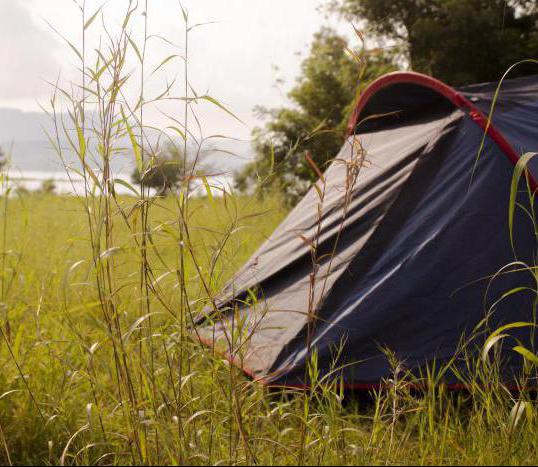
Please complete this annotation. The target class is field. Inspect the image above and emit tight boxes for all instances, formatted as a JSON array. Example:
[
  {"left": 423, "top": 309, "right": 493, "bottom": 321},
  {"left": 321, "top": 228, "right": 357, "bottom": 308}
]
[{"left": 0, "top": 192, "right": 536, "bottom": 465}]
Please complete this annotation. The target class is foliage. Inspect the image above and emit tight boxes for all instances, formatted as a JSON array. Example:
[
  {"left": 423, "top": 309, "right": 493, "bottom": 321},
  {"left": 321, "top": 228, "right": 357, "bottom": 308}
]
[
  {"left": 0, "top": 147, "right": 8, "bottom": 172},
  {"left": 235, "top": 28, "right": 397, "bottom": 203},
  {"left": 40, "top": 179, "right": 57, "bottom": 195},
  {"left": 131, "top": 143, "right": 188, "bottom": 196},
  {"left": 332, "top": 0, "right": 538, "bottom": 85}
]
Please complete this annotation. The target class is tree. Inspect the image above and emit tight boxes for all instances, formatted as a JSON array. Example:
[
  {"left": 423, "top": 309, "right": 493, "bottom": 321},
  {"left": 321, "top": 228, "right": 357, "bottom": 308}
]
[
  {"left": 132, "top": 142, "right": 217, "bottom": 196},
  {"left": 235, "top": 28, "right": 397, "bottom": 202},
  {"left": 40, "top": 179, "right": 57, "bottom": 195},
  {"left": 132, "top": 143, "right": 188, "bottom": 196},
  {"left": 332, "top": 0, "right": 538, "bottom": 86},
  {"left": 0, "top": 147, "right": 6, "bottom": 171}
]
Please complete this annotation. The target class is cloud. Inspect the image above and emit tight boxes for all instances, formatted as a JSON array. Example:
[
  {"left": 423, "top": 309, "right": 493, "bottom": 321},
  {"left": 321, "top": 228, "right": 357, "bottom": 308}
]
[{"left": 0, "top": 0, "right": 60, "bottom": 102}]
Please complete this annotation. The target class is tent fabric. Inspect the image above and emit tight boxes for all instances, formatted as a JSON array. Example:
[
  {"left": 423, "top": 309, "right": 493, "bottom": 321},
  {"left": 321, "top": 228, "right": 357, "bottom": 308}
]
[{"left": 196, "top": 72, "right": 538, "bottom": 388}]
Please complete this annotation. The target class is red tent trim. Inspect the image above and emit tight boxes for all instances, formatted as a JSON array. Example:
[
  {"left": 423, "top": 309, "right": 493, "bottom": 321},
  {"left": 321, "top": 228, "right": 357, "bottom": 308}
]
[{"left": 347, "top": 71, "right": 537, "bottom": 190}]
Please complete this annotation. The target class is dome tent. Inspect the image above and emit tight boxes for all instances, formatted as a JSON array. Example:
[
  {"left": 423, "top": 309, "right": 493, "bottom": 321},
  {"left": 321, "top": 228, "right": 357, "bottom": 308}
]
[{"left": 196, "top": 72, "right": 538, "bottom": 389}]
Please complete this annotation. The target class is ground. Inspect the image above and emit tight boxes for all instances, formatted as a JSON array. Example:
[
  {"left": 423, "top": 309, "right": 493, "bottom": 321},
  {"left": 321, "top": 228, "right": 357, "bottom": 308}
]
[{"left": 0, "top": 193, "right": 536, "bottom": 465}]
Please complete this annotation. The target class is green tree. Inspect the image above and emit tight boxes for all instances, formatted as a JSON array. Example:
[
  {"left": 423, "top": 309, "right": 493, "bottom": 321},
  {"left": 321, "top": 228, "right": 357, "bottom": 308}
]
[
  {"left": 40, "top": 179, "right": 57, "bottom": 195},
  {"left": 0, "top": 147, "right": 6, "bottom": 171},
  {"left": 333, "top": 0, "right": 538, "bottom": 85},
  {"left": 236, "top": 28, "right": 397, "bottom": 202},
  {"left": 132, "top": 143, "right": 188, "bottom": 196}
]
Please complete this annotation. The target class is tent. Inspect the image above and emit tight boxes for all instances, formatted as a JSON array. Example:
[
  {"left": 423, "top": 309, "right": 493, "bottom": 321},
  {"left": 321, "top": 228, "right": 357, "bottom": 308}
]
[{"left": 196, "top": 72, "right": 538, "bottom": 388}]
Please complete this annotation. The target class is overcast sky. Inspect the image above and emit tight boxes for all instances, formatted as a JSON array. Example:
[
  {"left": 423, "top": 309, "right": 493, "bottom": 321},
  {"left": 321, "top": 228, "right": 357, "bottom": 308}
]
[{"left": 1, "top": 0, "right": 351, "bottom": 141}]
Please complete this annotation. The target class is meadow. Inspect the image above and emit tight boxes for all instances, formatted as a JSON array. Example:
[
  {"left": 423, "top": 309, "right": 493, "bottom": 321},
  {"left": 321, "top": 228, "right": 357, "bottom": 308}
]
[{"left": 0, "top": 192, "right": 536, "bottom": 465}]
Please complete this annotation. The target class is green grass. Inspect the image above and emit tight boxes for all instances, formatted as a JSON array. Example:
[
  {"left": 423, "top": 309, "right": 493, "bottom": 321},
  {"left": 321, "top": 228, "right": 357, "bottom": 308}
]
[{"left": 0, "top": 193, "right": 536, "bottom": 466}]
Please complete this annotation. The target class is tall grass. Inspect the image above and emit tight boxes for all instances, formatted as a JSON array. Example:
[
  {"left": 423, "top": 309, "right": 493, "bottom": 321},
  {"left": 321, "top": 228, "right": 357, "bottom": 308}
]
[{"left": 0, "top": 2, "right": 537, "bottom": 465}]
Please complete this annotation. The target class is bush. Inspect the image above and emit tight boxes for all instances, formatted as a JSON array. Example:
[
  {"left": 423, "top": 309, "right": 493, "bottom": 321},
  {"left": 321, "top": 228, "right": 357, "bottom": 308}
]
[{"left": 131, "top": 143, "right": 189, "bottom": 196}]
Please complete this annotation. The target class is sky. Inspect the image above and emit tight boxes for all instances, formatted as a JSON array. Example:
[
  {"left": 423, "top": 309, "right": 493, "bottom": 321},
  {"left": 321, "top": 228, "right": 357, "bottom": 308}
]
[{"left": 1, "top": 0, "right": 352, "bottom": 141}]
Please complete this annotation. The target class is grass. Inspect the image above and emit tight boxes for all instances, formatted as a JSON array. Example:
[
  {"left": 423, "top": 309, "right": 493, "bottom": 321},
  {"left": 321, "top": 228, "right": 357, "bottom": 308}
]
[
  {"left": 0, "top": 192, "right": 288, "bottom": 465},
  {"left": 0, "top": 193, "right": 536, "bottom": 466}
]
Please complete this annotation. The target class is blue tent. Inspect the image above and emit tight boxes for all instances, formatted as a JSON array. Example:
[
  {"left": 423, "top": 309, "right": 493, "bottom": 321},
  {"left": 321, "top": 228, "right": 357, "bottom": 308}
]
[{"left": 197, "top": 72, "right": 538, "bottom": 389}]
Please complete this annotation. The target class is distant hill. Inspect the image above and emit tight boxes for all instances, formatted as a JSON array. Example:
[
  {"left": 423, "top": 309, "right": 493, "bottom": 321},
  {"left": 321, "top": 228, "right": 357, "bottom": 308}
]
[
  {"left": 0, "top": 108, "right": 53, "bottom": 142},
  {"left": 0, "top": 108, "right": 57, "bottom": 171},
  {"left": 0, "top": 108, "right": 252, "bottom": 176}
]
